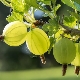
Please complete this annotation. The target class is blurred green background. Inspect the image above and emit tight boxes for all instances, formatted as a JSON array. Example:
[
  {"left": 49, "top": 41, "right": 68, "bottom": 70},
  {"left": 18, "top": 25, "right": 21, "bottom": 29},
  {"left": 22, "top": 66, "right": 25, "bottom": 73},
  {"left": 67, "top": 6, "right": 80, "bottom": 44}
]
[{"left": 0, "top": 0, "right": 80, "bottom": 80}]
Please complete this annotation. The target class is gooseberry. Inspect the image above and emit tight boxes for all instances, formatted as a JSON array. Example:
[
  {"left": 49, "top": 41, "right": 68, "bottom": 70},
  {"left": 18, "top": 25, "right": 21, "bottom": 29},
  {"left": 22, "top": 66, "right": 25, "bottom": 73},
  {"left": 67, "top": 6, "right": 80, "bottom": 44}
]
[
  {"left": 26, "top": 28, "right": 50, "bottom": 55},
  {"left": 53, "top": 38, "right": 76, "bottom": 75},
  {"left": 2, "top": 21, "right": 27, "bottom": 46}
]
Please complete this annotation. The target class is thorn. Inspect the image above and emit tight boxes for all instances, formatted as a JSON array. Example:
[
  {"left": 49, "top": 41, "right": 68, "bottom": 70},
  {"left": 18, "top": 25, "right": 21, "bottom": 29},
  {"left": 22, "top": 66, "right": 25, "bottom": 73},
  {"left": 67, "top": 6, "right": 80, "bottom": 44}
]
[{"left": 62, "top": 64, "right": 67, "bottom": 76}]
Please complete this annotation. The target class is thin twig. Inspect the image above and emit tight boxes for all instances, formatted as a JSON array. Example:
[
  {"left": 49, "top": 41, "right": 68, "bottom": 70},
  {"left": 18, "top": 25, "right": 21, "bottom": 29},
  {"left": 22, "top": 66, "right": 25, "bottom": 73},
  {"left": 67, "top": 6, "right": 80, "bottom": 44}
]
[{"left": 59, "top": 21, "right": 80, "bottom": 36}]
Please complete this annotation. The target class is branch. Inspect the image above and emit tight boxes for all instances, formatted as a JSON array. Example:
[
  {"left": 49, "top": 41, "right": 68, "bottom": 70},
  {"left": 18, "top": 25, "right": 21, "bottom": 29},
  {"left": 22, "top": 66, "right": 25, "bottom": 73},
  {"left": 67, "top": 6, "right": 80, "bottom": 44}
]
[{"left": 59, "top": 21, "right": 80, "bottom": 36}]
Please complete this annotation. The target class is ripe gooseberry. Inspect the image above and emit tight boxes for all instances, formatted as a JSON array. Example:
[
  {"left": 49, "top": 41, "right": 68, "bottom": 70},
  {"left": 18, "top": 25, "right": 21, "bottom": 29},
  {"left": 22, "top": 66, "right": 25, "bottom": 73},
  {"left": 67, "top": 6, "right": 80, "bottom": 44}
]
[
  {"left": 26, "top": 28, "right": 50, "bottom": 55},
  {"left": 2, "top": 21, "right": 27, "bottom": 46}
]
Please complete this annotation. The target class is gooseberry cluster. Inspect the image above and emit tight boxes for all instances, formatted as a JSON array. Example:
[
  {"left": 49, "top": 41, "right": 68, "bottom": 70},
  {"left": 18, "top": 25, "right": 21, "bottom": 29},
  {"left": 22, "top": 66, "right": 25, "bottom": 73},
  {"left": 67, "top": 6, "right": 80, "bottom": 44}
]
[
  {"left": 1, "top": 20, "right": 80, "bottom": 76},
  {"left": 0, "top": 20, "right": 50, "bottom": 64},
  {"left": 1, "top": 0, "right": 80, "bottom": 77}
]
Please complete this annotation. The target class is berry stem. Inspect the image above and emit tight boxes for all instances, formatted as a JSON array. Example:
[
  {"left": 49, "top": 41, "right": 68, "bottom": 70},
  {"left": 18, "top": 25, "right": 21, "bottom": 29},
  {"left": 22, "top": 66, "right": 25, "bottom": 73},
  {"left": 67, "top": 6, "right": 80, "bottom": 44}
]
[
  {"left": 40, "top": 54, "right": 46, "bottom": 64},
  {"left": 62, "top": 64, "right": 67, "bottom": 76},
  {"left": 75, "top": 66, "right": 80, "bottom": 75}
]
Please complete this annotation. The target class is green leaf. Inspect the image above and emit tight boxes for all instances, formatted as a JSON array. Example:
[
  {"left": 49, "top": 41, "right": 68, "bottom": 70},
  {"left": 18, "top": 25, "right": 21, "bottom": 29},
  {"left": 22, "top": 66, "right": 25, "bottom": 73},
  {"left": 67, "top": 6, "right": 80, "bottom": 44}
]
[
  {"left": 25, "top": 0, "right": 39, "bottom": 9},
  {"left": 24, "top": 10, "right": 36, "bottom": 23},
  {"left": 55, "top": 29, "right": 63, "bottom": 39},
  {"left": 61, "top": 0, "right": 75, "bottom": 9},
  {"left": 42, "top": 23, "right": 49, "bottom": 32},
  {"left": 0, "top": 0, "right": 11, "bottom": 7},
  {"left": 64, "top": 16, "right": 77, "bottom": 28},
  {"left": 42, "top": 17, "right": 59, "bottom": 36},
  {"left": 48, "top": 19, "right": 59, "bottom": 31},
  {"left": 48, "top": 37, "right": 55, "bottom": 54},
  {"left": 69, "top": 11, "right": 80, "bottom": 20},
  {"left": 55, "top": 4, "right": 61, "bottom": 12},
  {"left": 6, "top": 0, "right": 11, "bottom": 2},
  {"left": 74, "top": 2, "right": 80, "bottom": 11},
  {"left": 72, "top": 0, "right": 80, "bottom": 4},
  {"left": 61, "top": 0, "right": 80, "bottom": 11},
  {"left": 37, "top": 0, "right": 51, "bottom": 5},
  {"left": 6, "top": 11, "right": 23, "bottom": 22},
  {"left": 11, "top": 0, "right": 26, "bottom": 12}
]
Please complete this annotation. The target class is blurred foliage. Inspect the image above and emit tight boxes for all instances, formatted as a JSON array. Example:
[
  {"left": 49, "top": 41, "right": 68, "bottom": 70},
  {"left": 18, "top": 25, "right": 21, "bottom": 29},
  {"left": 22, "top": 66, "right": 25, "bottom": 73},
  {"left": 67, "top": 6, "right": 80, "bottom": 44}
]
[{"left": 0, "top": 67, "right": 80, "bottom": 80}]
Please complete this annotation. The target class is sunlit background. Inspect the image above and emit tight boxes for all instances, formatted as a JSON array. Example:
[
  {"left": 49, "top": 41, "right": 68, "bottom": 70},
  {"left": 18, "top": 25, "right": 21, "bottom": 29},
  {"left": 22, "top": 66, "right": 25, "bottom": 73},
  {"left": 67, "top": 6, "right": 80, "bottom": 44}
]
[{"left": 0, "top": 0, "right": 80, "bottom": 80}]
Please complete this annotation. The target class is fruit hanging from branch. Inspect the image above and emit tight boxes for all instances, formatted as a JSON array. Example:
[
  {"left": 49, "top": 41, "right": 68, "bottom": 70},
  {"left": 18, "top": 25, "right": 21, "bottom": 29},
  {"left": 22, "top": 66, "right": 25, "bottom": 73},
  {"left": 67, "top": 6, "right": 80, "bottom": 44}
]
[
  {"left": 2, "top": 21, "right": 27, "bottom": 46},
  {"left": 1, "top": 0, "right": 80, "bottom": 76},
  {"left": 26, "top": 28, "right": 50, "bottom": 55},
  {"left": 71, "top": 43, "right": 80, "bottom": 75},
  {"left": 53, "top": 38, "right": 76, "bottom": 76}
]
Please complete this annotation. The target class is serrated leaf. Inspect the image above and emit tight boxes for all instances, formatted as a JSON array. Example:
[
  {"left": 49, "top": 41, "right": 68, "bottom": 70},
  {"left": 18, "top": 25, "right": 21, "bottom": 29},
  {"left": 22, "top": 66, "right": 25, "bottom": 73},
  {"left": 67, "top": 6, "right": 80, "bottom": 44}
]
[
  {"left": 11, "top": 0, "right": 26, "bottom": 12},
  {"left": 48, "top": 31, "right": 54, "bottom": 36},
  {"left": 64, "top": 16, "right": 75, "bottom": 23},
  {"left": 42, "top": 23, "right": 49, "bottom": 32},
  {"left": 64, "top": 16, "right": 77, "bottom": 28},
  {"left": 69, "top": 11, "right": 80, "bottom": 20},
  {"left": 6, "top": 11, "right": 23, "bottom": 22},
  {"left": 42, "top": 18, "right": 59, "bottom": 36},
  {"left": 48, "top": 18, "right": 59, "bottom": 33}
]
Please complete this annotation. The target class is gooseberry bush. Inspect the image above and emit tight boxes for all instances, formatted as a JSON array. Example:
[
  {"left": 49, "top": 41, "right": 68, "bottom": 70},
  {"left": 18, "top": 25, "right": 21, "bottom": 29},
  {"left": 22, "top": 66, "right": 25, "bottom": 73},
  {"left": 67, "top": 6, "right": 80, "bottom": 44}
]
[{"left": 1, "top": 0, "right": 80, "bottom": 76}]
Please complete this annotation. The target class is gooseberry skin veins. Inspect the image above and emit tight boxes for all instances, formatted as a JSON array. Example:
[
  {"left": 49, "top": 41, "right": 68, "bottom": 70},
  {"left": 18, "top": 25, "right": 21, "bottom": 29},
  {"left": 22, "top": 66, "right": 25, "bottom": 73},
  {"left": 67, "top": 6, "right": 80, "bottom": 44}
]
[
  {"left": 2, "top": 21, "right": 27, "bottom": 46},
  {"left": 26, "top": 28, "right": 50, "bottom": 55}
]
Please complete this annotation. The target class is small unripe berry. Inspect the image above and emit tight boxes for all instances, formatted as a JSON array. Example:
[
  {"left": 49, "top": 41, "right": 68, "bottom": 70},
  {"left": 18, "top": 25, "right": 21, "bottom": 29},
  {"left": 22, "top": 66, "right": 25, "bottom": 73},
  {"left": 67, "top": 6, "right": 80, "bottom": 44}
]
[
  {"left": 53, "top": 38, "right": 76, "bottom": 76},
  {"left": 53, "top": 38, "right": 76, "bottom": 64}
]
